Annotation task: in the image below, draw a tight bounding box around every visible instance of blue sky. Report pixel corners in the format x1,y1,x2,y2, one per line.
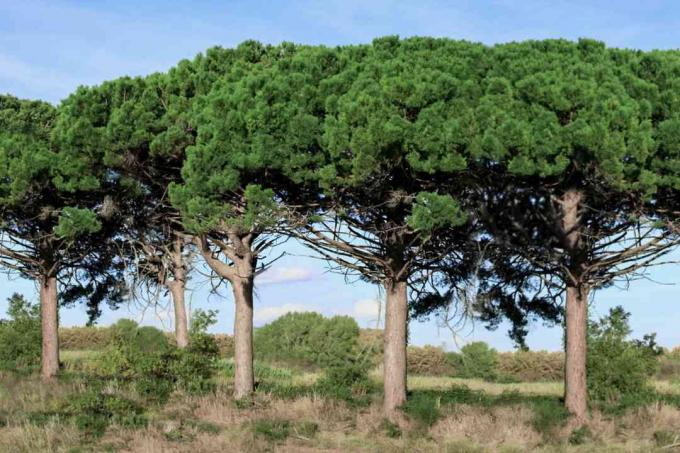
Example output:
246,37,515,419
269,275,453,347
2,0,680,351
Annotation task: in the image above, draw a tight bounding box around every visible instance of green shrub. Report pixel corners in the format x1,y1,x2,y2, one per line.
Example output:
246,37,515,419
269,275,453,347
255,312,371,398
403,392,441,426
531,399,569,437
60,390,147,437
587,307,659,409
97,319,217,402
0,294,41,371
255,312,361,368
252,419,291,442
451,342,499,381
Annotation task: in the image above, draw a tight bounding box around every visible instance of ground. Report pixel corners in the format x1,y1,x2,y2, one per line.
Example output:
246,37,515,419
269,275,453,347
0,350,679,452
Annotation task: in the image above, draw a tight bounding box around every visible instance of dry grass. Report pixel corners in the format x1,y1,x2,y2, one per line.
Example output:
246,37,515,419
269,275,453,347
0,421,81,453
408,374,563,396
431,404,542,448
2,361,680,452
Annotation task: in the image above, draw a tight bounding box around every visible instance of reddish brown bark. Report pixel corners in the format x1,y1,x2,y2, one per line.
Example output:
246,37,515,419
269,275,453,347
232,276,255,400
565,283,589,421
561,189,589,422
196,234,256,401
168,236,189,348
40,274,59,379
383,278,408,415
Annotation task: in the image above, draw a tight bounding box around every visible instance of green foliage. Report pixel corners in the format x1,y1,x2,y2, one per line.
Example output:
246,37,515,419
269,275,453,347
587,307,659,409
254,312,370,398
403,392,441,426
97,319,217,402
0,293,41,371
252,418,318,443
188,309,220,358
408,192,467,236
252,419,291,443
60,390,147,438
169,42,327,236
218,360,293,382
451,342,500,381
530,399,569,437
0,94,128,323
54,207,101,239
254,312,360,369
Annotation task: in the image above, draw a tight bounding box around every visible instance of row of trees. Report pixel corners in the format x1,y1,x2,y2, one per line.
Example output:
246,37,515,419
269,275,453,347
2,37,680,423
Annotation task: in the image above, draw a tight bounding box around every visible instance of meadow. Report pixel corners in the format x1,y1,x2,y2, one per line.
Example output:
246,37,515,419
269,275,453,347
0,312,679,453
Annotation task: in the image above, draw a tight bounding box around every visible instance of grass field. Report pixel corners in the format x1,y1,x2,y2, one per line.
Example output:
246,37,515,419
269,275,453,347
0,350,679,452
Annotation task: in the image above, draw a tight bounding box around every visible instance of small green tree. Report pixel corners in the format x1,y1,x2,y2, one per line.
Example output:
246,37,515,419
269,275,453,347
0,293,41,371
255,312,371,394
587,307,658,408
453,342,499,381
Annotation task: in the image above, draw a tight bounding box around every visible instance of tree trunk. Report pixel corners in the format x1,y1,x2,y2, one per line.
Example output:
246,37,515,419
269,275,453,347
560,189,588,422
168,236,189,348
40,274,59,379
194,233,256,400
565,283,589,421
232,276,255,400
383,278,408,415
168,280,188,348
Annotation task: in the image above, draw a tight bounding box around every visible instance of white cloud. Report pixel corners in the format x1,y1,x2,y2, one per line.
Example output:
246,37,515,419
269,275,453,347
0,53,80,99
353,298,382,319
256,267,317,285
254,303,311,323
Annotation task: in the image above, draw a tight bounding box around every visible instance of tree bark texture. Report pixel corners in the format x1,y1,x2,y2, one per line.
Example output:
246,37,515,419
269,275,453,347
168,236,189,348
561,189,589,422
232,276,255,400
40,274,59,379
383,278,408,415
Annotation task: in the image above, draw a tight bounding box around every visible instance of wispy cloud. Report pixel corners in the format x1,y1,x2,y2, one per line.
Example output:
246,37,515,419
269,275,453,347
353,298,382,319
0,53,81,100
254,303,311,323
257,267,318,285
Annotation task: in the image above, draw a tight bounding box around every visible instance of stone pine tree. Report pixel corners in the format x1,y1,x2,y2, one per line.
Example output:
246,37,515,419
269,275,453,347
170,42,348,400
470,39,679,421
410,236,563,351
275,37,489,416
0,94,126,378
641,50,680,277
56,46,244,348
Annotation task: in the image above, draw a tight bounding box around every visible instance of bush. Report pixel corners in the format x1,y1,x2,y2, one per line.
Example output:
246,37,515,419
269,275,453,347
451,342,499,381
0,294,41,371
498,350,564,382
213,334,234,357
255,312,356,368
407,345,453,376
403,392,441,427
97,319,218,402
60,390,147,438
658,347,680,381
587,307,659,408
252,419,318,443
59,326,112,350
255,312,371,398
